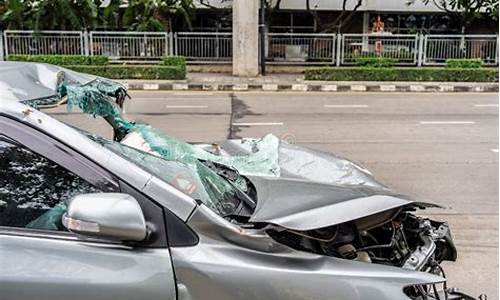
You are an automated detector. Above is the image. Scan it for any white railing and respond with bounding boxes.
[423,34,498,66]
[267,33,336,64]
[0,30,498,67]
[341,33,419,65]
[3,30,84,57]
[174,32,232,63]
[89,31,172,62]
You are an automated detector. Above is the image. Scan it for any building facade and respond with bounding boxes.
[185,0,498,34]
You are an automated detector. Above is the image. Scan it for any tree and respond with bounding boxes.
[408,0,499,33]
[1,0,27,30]
[305,0,364,33]
[0,0,194,31]
[121,0,194,31]
[30,0,99,31]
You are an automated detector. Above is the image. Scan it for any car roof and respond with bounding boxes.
[0,61,96,102]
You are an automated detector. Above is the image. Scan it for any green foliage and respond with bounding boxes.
[408,0,499,29]
[161,56,186,74]
[108,0,194,31]
[64,65,186,80]
[161,55,186,66]
[345,51,415,62]
[8,55,108,65]
[355,57,396,68]
[446,58,483,68]
[30,0,98,31]
[1,0,26,29]
[0,0,194,31]
[305,67,498,82]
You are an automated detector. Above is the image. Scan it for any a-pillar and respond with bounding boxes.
[232,0,259,77]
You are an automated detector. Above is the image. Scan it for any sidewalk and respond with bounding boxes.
[121,73,499,93]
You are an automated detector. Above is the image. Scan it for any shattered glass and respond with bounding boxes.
[83,132,243,216]
[0,139,100,230]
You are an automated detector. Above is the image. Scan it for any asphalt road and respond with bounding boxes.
[46,91,499,298]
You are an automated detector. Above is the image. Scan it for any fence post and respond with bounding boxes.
[417,34,423,67]
[216,33,220,60]
[88,31,94,56]
[336,33,342,66]
[83,30,90,56]
[174,32,178,55]
[495,35,499,65]
[0,31,4,61]
[169,32,174,56]
[422,35,428,66]
[331,34,336,65]
[164,32,169,56]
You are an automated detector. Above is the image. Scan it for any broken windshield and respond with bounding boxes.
[82,131,244,216]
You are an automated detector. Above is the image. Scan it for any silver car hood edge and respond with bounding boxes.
[247,176,431,231]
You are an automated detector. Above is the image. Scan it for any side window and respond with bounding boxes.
[0,138,101,232]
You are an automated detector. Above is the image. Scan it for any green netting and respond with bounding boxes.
[22,95,62,108]
[25,202,67,231]
[133,124,280,177]
[57,72,280,181]
[58,78,134,132]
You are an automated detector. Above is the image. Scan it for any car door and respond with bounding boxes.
[0,116,176,300]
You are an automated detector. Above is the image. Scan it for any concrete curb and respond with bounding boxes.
[122,80,499,93]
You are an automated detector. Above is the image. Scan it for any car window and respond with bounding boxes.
[0,138,101,231]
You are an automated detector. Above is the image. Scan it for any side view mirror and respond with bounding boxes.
[62,193,147,242]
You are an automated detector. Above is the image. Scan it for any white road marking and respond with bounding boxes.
[173,92,213,96]
[324,104,369,108]
[474,104,499,107]
[419,121,476,125]
[232,122,284,126]
[491,149,499,153]
[166,105,208,108]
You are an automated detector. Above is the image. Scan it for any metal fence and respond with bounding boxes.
[90,31,172,62]
[175,32,232,63]
[423,34,498,65]
[341,33,419,65]
[3,30,84,56]
[0,30,498,66]
[267,33,336,64]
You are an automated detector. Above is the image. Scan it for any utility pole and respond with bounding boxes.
[259,0,266,76]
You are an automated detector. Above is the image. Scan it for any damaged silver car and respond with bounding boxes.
[0,62,481,300]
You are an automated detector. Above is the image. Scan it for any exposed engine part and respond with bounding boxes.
[337,244,371,263]
[266,207,457,278]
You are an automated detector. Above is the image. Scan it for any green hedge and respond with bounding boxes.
[446,58,483,69]
[63,65,185,80]
[305,67,498,82]
[355,57,396,68]
[8,54,108,65]
[161,56,186,67]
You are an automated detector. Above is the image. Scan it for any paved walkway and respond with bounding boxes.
[121,73,498,93]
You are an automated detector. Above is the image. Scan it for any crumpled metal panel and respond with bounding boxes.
[170,205,445,300]
[0,62,95,102]
[247,176,413,230]
[222,139,385,188]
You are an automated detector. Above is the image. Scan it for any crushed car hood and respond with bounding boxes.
[220,139,386,188]
[247,176,415,231]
